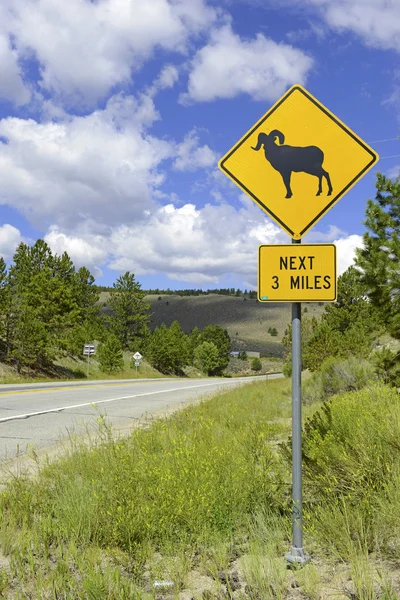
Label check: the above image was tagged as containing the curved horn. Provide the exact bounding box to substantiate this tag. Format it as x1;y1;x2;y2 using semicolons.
269;130;285;145
251;132;268;151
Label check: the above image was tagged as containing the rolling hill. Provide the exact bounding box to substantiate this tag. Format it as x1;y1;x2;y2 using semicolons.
99;293;325;357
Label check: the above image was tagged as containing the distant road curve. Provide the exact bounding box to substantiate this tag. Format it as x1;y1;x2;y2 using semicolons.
0;375;283;460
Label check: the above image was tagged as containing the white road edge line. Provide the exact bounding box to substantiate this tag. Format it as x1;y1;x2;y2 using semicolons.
0;380;251;424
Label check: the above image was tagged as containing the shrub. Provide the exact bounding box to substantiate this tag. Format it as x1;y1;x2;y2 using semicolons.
296;385;400;552
251;358;262;371
282;361;292;378
302;356;375;404
193;341;220;375
270;327;278;337
372;347;400;387
238;350;248;360
97;334;124;374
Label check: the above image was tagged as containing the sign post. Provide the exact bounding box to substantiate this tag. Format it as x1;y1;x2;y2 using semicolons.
287;238;308;564
83;344;95;378
218;83;379;565
133;352;142;377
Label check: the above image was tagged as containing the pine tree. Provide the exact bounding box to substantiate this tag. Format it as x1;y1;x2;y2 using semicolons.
108;272;150;350
98;334;124;374
355;172;400;337
200;325;231;374
146;321;188;374
193;341;220;375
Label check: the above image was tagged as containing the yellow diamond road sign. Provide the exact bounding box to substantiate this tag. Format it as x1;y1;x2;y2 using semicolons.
219;85;379;239
258;244;337;303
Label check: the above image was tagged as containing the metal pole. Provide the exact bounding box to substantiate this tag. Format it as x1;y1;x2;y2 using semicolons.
87;351;90;379
286;238;309;565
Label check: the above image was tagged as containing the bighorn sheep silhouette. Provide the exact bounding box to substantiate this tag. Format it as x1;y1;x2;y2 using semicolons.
252;130;333;199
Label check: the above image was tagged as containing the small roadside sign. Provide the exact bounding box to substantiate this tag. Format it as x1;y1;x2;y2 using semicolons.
218;84;378;239
83;344;95;356
258;244;336;303
133;352;142;361
135;361;140;367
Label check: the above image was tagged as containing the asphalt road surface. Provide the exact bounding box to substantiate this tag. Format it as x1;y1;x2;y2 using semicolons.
0;375;282;461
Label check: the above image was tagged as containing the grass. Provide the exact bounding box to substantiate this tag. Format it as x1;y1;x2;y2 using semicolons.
0;377;399;597
0;352;166;385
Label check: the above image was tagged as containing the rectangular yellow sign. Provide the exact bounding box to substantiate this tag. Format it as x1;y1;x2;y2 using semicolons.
258;244;337;302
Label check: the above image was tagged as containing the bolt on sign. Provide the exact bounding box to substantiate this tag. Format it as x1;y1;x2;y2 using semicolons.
258;244;336;302
218;85;379;239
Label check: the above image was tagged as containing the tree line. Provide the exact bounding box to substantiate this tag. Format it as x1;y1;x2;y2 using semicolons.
96;285;258;299
0;240;231;377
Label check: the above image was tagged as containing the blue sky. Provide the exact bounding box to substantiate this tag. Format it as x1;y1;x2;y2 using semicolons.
0;0;398;290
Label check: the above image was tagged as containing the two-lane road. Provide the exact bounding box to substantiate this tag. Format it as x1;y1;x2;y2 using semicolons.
0;375;282;460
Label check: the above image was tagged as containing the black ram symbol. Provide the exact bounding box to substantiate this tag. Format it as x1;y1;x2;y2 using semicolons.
252;130;333;199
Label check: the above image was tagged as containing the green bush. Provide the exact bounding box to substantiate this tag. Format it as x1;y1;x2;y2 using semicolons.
302;356;375;404
372;347;400;387
97;334;124;374
296;384;400;552
193;341;220;375
282;361;292;378
251;358;262;372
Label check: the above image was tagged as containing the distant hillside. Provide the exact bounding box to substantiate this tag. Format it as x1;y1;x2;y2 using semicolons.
99;292;325;357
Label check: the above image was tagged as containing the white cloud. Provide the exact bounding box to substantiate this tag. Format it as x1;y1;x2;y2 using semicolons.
2;0;218;106
41;202;285;285
149;65;180;97
0;93;174;231
263;0;400;53
387;164;400;179
45;226;107;277
173;129;218;171
181;24;313;103
316;0;400;53
105;202;286;284
0;34;31;106
0;224;23;260
334;234;363;275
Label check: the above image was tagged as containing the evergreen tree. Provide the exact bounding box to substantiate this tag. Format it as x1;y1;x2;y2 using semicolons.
0;258;8;356
146;321;188;374
283;267;380;372
200;325;230;374
108;272;150;350
187;326;201;365
355;172;400;337
193;341;220;375
98;334;124;374
65;267;101;355
251;357;262;371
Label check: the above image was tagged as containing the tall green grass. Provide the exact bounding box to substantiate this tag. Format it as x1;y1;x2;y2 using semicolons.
0;380;291;597
1;377;400;598
300;384;400;560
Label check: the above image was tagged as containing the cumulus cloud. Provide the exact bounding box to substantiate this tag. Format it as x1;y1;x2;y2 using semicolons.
40;202;285;285
44;226;108;277
313;0;400;53
173;130;218;171
0;34;31;106
0;93;174;231
181;24;313;103
0;224;23;260
261;0;400;53
39;203;365;286
1;0;218;106
148;65;180;97
334;234;363;275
